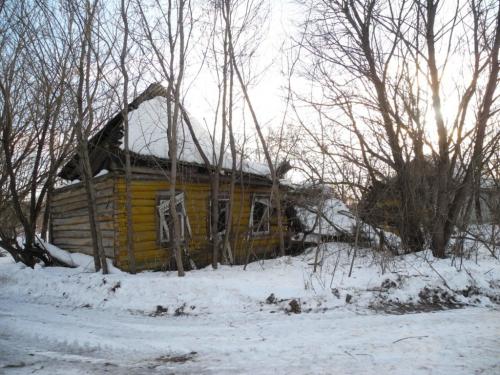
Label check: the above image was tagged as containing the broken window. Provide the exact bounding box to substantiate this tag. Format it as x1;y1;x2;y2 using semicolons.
209;196;230;237
157;192;191;244
250;195;271;235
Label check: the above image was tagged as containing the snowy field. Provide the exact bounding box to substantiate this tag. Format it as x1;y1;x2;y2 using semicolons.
1;242;499;374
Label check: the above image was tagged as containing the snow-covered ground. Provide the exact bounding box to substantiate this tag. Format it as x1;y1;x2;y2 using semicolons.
1;242;499;374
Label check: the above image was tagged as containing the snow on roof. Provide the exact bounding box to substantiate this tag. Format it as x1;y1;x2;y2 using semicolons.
295;197;402;250
296;198;357;236
124;96;271;177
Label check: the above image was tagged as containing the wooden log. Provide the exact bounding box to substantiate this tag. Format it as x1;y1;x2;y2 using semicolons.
53;236;114;248
52;221;115;231
52;229;115;239
51;188;114;205
52;180;114;202
51;198;114;214
52;205;114;218
52;214;114;226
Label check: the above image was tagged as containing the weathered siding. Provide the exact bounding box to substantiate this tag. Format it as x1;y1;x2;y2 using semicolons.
50;175;116;259
114;177;281;271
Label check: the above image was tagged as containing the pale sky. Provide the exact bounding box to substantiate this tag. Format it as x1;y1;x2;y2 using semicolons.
182;1;302;141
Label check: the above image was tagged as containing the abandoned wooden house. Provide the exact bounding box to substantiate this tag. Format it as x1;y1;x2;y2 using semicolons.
358;160;500;232
50;84;287;272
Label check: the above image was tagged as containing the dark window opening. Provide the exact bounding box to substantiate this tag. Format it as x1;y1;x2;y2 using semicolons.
251;195;270;234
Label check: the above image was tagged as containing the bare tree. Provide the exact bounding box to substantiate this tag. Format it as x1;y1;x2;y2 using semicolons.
0;0;76;266
136;0;197;276
69;0;122;274
224;0;287;257
297;0;500;257
120;0;137;273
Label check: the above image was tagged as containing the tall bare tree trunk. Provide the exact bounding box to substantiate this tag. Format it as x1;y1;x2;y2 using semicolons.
78;140;108;273
223;21;237;263
229;43;286;257
167;0;186;277
120;0;137;273
426;0;450;258
74;0;108;274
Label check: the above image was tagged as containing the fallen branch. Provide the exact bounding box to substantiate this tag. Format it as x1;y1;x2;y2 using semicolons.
421;255;453;291
392;335;429;344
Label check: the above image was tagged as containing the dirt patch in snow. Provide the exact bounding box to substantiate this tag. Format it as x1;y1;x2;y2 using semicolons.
370;283;500;315
154;352;197;364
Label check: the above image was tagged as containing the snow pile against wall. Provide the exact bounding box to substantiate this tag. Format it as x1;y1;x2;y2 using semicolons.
124;96;270;176
0;238;122;274
42;240;121;274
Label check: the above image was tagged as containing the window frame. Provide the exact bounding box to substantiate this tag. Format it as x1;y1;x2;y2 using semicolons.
156;191;191;246
249;194;271;236
208;193;230;239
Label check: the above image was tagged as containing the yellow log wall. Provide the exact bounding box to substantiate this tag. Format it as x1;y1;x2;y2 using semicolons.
114;178;281;271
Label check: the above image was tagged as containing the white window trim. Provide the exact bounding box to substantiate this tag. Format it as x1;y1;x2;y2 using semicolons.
250;194;271;235
158;192;191;244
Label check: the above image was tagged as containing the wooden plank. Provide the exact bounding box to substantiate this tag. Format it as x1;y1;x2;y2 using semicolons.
116;238;211;257
52;187;114;205
116;182;210;193
52;201;113;214
52;180;114;202
114;222;157;232
116;193;209;205
51;196;115;212
52;206;114;218
130;166;171;176
53;229;115;239
52;214;114;226
53;237;114;248
120;233;208;246
116;176;274;191
116;240;193;253
119;244;208;261
119;240;160;252
118;257;169;271
115;206;156;216
115;214;157;225
52;221;115;231
118;248;168;260
116;214;208;226
53;193;114;207
119;230;157;243
52;199;114;214
52;216;90;226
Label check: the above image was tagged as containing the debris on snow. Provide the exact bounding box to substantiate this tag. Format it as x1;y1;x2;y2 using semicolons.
0;235;499;317
287;299;301;314
1;233;499;375
265;293;277;304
